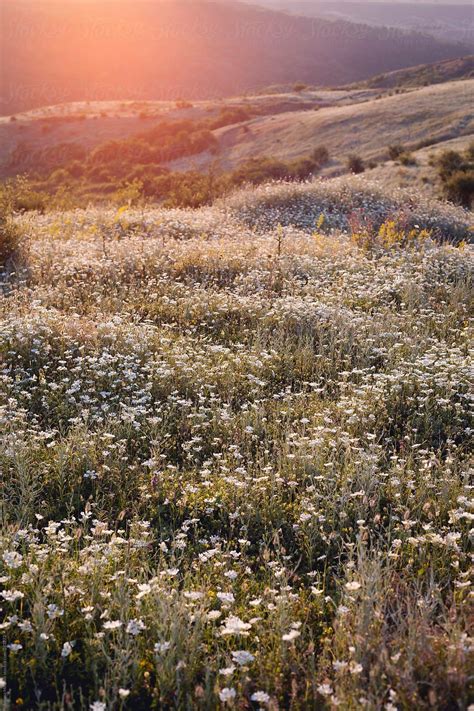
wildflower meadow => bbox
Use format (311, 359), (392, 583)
(0, 179), (472, 709)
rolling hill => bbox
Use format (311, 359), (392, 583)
(1, 78), (473, 205)
(165, 79), (474, 174)
(0, 87), (382, 178)
(0, 0), (471, 115)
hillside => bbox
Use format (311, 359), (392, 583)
(166, 80), (474, 173)
(0, 87), (381, 178)
(355, 55), (474, 89)
(364, 134), (474, 197)
(1, 78), (472, 207)
(0, 0), (470, 115)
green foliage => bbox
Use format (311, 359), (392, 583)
(112, 179), (145, 207)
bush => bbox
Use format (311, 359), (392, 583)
(175, 100), (193, 109)
(443, 170), (474, 208)
(437, 150), (465, 180)
(312, 145), (329, 167)
(436, 146), (474, 207)
(399, 152), (417, 166)
(388, 144), (405, 160)
(347, 154), (365, 174)
(112, 179), (145, 207)
(0, 180), (23, 271)
(0, 215), (21, 272)
(208, 107), (252, 130)
(288, 157), (318, 180)
(0, 175), (48, 214)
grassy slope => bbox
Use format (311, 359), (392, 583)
(364, 134), (474, 196)
(0, 80), (472, 200)
(353, 55), (474, 89)
(167, 80), (474, 173)
(0, 89), (379, 179)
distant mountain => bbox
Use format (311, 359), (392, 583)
(253, 1), (474, 47)
(0, 0), (470, 115)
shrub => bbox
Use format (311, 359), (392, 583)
(0, 214), (21, 272)
(347, 154), (365, 174)
(388, 144), (405, 160)
(399, 152), (417, 166)
(0, 180), (24, 271)
(288, 157), (318, 180)
(175, 100), (193, 109)
(1, 175), (48, 214)
(312, 145), (329, 167)
(208, 107), (252, 130)
(435, 146), (474, 207)
(443, 170), (474, 208)
(437, 150), (465, 180)
(112, 179), (145, 207)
